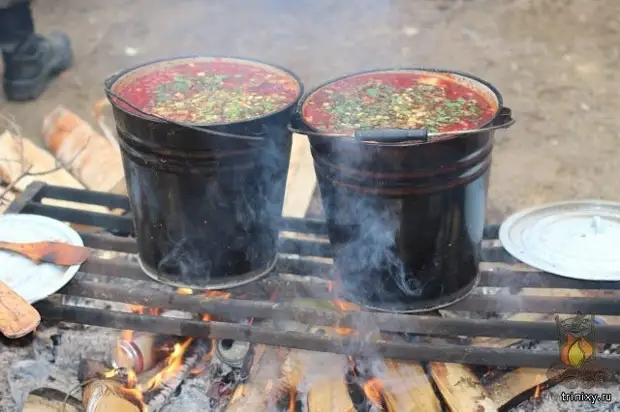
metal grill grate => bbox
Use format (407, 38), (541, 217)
(5, 181), (620, 370)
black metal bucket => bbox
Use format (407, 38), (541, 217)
(105, 56), (303, 290)
(293, 68), (515, 312)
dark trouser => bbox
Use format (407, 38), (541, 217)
(0, 2), (34, 53)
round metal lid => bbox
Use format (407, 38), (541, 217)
(499, 200), (620, 281)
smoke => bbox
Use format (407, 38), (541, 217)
(123, 110), (291, 288)
(329, 195), (424, 302)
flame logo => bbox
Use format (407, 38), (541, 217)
(559, 333), (594, 368)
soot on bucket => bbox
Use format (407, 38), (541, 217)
(105, 56), (303, 289)
(297, 68), (514, 312)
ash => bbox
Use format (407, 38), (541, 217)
(510, 382), (620, 412)
(0, 252), (227, 412)
(508, 342), (620, 412)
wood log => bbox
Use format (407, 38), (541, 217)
(78, 358), (132, 386)
(82, 379), (142, 412)
(93, 98), (120, 150)
(0, 187), (15, 213)
(471, 312), (551, 348)
(307, 379), (355, 412)
(487, 367), (549, 410)
(144, 338), (212, 412)
(378, 358), (442, 412)
(0, 131), (109, 215)
(282, 133), (316, 218)
(78, 339), (212, 412)
(429, 362), (498, 412)
(226, 345), (289, 412)
(23, 387), (82, 412)
(0, 279), (41, 338)
(282, 349), (354, 412)
(41, 106), (125, 194)
(0, 131), (83, 190)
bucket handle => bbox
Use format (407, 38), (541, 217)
(288, 107), (515, 143)
(103, 72), (267, 144)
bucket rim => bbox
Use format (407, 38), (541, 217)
(104, 55), (305, 128)
(296, 67), (505, 146)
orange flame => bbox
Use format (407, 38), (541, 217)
(288, 388), (296, 412)
(533, 374), (542, 399)
(106, 288), (233, 410)
(330, 299), (360, 336)
(362, 377), (385, 408)
(200, 291), (231, 322)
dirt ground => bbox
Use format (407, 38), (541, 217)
(1, 0), (620, 219)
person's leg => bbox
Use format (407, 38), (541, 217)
(0, 1), (35, 49)
(0, 1), (73, 101)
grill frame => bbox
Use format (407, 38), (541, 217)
(5, 181), (620, 370)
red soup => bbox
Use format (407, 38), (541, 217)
(112, 57), (301, 124)
(301, 70), (499, 135)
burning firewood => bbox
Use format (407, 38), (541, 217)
(78, 359), (143, 411)
(376, 358), (442, 412)
(276, 299), (358, 412)
(41, 106), (126, 194)
(281, 346), (354, 412)
(226, 345), (289, 412)
(82, 379), (143, 412)
(307, 379), (355, 412)
(487, 367), (549, 410)
(79, 337), (213, 412)
(429, 362), (498, 412)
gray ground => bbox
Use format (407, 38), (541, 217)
(1, 0), (620, 410)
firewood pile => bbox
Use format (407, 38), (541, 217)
(0, 103), (124, 216)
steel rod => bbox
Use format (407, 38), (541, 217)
(56, 279), (620, 341)
(24, 202), (134, 232)
(42, 184), (131, 209)
(35, 301), (620, 371)
(5, 181), (46, 214)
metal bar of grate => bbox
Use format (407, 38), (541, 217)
(6, 182), (620, 370)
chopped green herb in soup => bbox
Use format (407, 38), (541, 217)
(113, 57), (301, 124)
(301, 71), (496, 134)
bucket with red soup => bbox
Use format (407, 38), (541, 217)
(105, 56), (303, 290)
(295, 68), (514, 312)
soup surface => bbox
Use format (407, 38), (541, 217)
(113, 58), (301, 124)
(301, 71), (497, 134)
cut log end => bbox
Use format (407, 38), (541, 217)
(429, 362), (498, 412)
(380, 359), (442, 412)
(307, 379), (355, 412)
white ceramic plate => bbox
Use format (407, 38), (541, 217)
(499, 200), (620, 281)
(0, 214), (84, 303)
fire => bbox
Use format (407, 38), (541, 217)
(197, 291), (230, 366)
(176, 287), (194, 295)
(201, 290), (231, 321)
(362, 377), (385, 409)
(533, 374), (542, 399)
(288, 388), (296, 412)
(141, 338), (193, 392)
(330, 299), (360, 336)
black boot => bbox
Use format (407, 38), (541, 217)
(2, 32), (73, 101)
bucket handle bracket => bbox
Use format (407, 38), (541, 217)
(289, 106), (515, 142)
